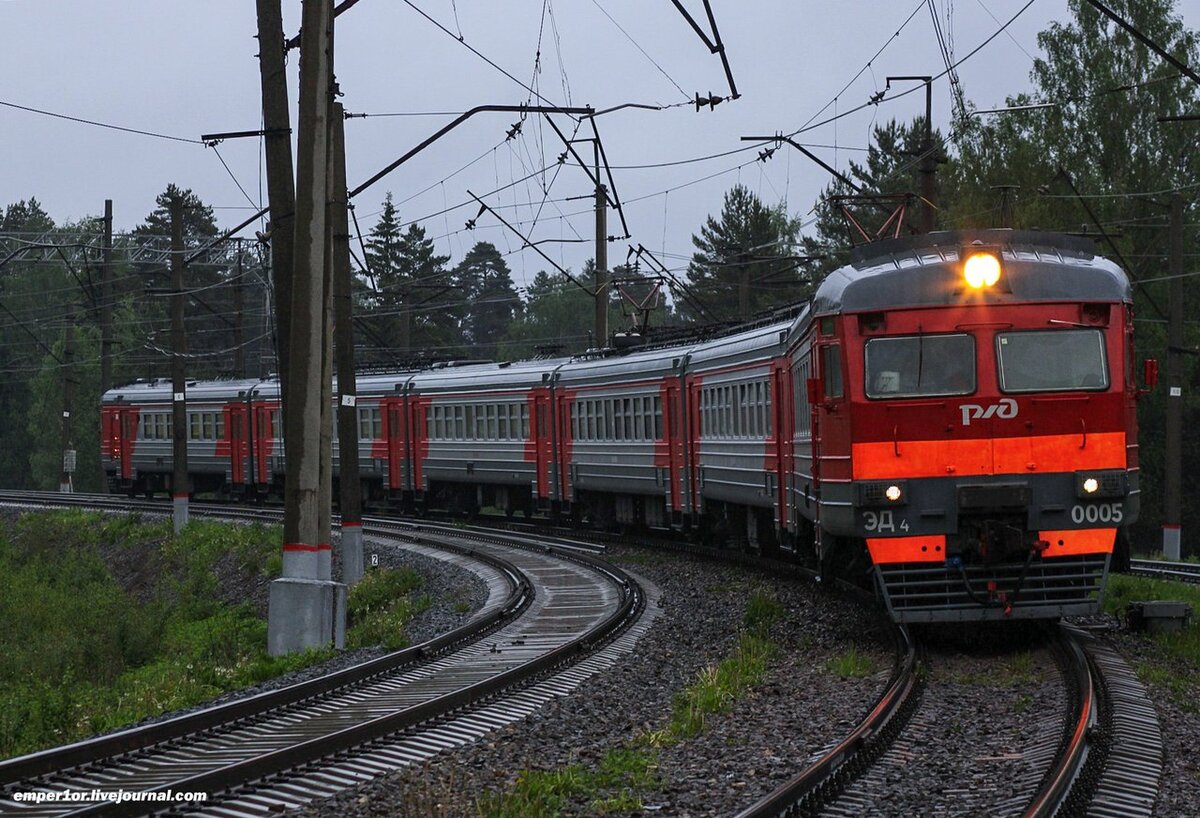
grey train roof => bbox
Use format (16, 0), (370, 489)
(812, 229), (1133, 316)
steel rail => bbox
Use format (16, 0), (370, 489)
(0, 491), (643, 818)
(1022, 627), (1096, 818)
(0, 497), (530, 786)
(732, 623), (918, 818)
(1129, 558), (1200, 584)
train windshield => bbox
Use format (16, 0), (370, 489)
(996, 329), (1108, 392)
(864, 333), (975, 399)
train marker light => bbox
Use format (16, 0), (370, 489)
(1082, 477), (1100, 494)
(885, 484), (903, 502)
(963, 252), (1002, 289)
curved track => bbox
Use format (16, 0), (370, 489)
(0, 493), (648, 817)
(732, 624), (920, 818)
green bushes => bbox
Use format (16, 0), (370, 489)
(0, 510), (316, 760)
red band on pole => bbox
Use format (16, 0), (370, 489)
(318, 543), (332, 551)
(173, 493), (189, 499)
(341, 521), (363, 528)
(283, 543), (321, 552)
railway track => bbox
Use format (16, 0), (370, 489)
(0, 493), (652, 817)
(1129, 557), (1200, 585)
(730, 620), (1163, 818)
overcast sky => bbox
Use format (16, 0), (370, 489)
(2, 0), (1197, 294)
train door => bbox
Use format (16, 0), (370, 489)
(769, 360), (792, 531)
(386, 399), (407, 496)
(556, 392), (574, 503)
(685, 375), (702, 520)
(253, 403), (276, 487)
(112, 407), (140, 483)
(663, 380), (685, 524)
(532, 390), (553, 505)
(226, 404), (248, 488)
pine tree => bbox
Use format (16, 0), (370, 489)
(684, 185), (805, 323)
(452, 242), (520, 359)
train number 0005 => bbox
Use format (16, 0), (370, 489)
(1070, 503), (1123, 525)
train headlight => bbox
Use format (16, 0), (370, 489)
(963, 252), (1002, 289)
(1075, 470), (1126, 499)
(857, 480), (909, 507)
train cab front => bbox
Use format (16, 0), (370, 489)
(813, 230), (1141, 623)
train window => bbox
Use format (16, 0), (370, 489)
(864, 335), (973, 399)
(822, 346), (845, 399)
(750, 383), (759, 438)
(521, 403), (530, 439)
(358, 407), (382, 440)
(189, 414), (201, 439)
(272, 411), (281, 439)
(623, 398), (633, 440)
(997, 329), (1108, 392)
(453, 405), (464, 439)
(487, 404), (497, 439)
(654, 396), (663, 439)
(765, 381), (773, 436)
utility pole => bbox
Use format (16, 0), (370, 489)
(1163, 192), (1184, 560)
(59, 310), (75, 494)
(332, 100), (364, 587)
(99, 199), (114, 493)
(256, 0), (297, 394)
(100, 200), (114, 394)
(886, 75), (936, 232)
(268, 0), (337, 656)
(234, 247), (246, 378)
(170, 195), (189, 533)
(738, 251), (750, 321)
(594, 143), (608, 347)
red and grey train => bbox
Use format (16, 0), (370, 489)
(102, 230), (1147, 622)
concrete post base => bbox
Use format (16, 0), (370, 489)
(1163, 525), (1181, 561)
(341, 524), (364, 586)
(173, 495), (188, 534)
(267, 577), (347, 656)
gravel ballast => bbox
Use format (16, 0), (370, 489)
(294, 546), (895, 818)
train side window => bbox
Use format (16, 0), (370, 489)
(454, 405), (465, 439)
(272, 410), (281, 438)
(822, 346), (844, 399)
(521, 403), (530, 439)
(623, 398), (633, 440)
(765, 381), (773, 436)
(633, 397), (644, 440)
(487, 404), (497, 439)
(189, 414), (200, 440)
(654, 396), (663, 439)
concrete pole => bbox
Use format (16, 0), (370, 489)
(268, 0), (335, 656)
(594, 144), (608, 348)
(256, 0), (297, 395)
(98, 199), (113, 493)
(170, 196), (189, 532)
(234, 247), (246, 378)
(920, 79), (935, 234)
(332, 101), (364, 587)
(59, 311), (74, 494)
(1163, 193), (1183, 560)
(100, 199), (114, 394)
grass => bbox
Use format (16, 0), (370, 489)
(345, 567), (430, 650)
(0, 510), (327, 760)
(480, 589), (783, 816)
(826, 646), (877, 679)
(1104, 574), (1200, 709)
(476, 747), (658, 817)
